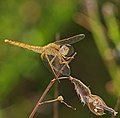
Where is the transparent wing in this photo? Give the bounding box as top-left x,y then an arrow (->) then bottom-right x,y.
55,34 -> 85,45
64,45 -> 74,57
41,54 -> 71,76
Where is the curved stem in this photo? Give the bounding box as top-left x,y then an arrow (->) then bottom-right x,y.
29,79 -> 55,118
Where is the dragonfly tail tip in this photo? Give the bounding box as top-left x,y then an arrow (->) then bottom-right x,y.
4,39 -> 9,43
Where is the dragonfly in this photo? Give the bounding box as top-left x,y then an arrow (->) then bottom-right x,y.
4,34 -> 85,77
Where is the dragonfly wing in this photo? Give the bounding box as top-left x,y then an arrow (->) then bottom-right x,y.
55,34 -> 85,45
41,54 -> 71,76
52,56 -> 71,76
41,54 -> 54,74
60,64 -> 71,76
65,45 -> 74,57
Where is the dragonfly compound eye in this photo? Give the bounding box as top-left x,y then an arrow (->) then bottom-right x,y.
60,45 -> 69,56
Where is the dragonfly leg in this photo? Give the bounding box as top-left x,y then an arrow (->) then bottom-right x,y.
59,52 -> 76,64
58,55 -> 67,64
62,52 -> 77,65
48,55 -> 61,74
45,54 -> 58,78
64,52 -> 76,63
50,55 -> 57,64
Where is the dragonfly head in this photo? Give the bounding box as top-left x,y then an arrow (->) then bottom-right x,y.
60,45 -> 74,57
60,45 -> 69,56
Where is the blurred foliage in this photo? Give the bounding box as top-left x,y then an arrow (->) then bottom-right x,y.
0,0 -> 120,118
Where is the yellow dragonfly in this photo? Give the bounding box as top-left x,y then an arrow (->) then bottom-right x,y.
4,34 -> 85,77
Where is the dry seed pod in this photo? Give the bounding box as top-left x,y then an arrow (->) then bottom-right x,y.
87,95 -> 118,116
69,76 -> 91,104
69,76 -> 118,116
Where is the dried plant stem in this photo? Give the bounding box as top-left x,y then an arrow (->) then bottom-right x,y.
29,78 -> 56,118
39,97 -> 58,105
61,101 -> 76,110
39,95 -> 76,110
29,77 -> 70,118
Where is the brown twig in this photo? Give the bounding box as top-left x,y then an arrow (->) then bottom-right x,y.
39,95 -> 76,110
29,79 -> 55,118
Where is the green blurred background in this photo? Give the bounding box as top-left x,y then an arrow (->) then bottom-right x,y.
0,0 -> 120,118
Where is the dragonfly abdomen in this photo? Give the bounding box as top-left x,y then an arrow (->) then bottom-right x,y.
4,40 -> 43,54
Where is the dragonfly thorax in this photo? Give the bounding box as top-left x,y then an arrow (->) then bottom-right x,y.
43,43 -> 60,56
